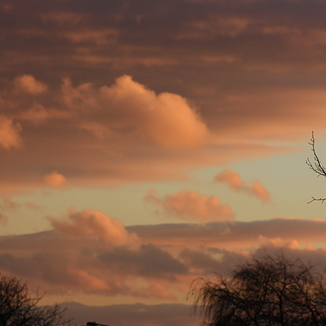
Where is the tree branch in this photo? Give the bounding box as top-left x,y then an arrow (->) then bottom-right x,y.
306,132 -> 326,203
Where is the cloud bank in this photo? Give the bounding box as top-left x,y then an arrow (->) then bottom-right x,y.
0,213 -> 325,304
0,74 -> 282,193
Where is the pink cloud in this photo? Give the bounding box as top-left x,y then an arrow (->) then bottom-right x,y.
0,74 -> 288,193
62,75 -> 210,149
48,209 -> 139,247
215,169 -> 270,202
1,215 -> 326,304
0,115 -> 22,150
145,189 -> 234,222
258,235 -> 301,250
13,75 -> 48,95
0,213 -> 187,299
43,171 -> 66,188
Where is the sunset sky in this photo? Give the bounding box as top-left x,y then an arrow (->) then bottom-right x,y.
2,1 -> 326,325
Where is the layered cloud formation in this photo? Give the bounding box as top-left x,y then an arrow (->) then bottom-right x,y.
2,1 -> 326,325
0,74 -> 282,193
0,211 -> 326,304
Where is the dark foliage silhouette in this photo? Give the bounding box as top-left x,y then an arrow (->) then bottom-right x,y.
190,254 -> 326,326
0,274 -> 74,326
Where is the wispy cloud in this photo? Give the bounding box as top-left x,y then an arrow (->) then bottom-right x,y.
214,169 -> 270,202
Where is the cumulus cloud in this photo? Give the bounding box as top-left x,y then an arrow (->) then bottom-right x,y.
144,189 -> 234,222
43,171 -> 66,188
62,75 -> 210,148
0,211 -> 187,300
13,75 -> 48,95
0,115 -> 22,150
0,73 -> 287,193
48,209 -> 139,247
214,169 -> 270,202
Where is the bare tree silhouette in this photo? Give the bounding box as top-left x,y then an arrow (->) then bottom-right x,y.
190,254 -> 326,326
0,274 -> 74,326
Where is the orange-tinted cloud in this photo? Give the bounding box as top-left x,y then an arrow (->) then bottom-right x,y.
4,2 -> 326,323
62,75 -> 209,149
43,171 -> 66,188
0,73 -> 288,194
13,75 -> 48,95
0,115 -> 22,150
215,169 -> 270,202
0,215 -> 326,303
130,217 -> 326,249
48,209 -> 139,247
258,235 -> 301,250
145,189 -> 234,222
0,209 -> 188,300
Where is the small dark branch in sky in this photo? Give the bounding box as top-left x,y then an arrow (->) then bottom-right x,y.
306,131 -> 326,177
307,197 -> 326,204
306,132 -> 326,204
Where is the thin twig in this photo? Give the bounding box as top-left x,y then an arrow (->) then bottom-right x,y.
307,197 -> 326,204
306,131 -> 326,177
306,132 -> 326,204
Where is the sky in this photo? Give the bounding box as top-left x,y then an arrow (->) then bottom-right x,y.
2,0 -> 326,325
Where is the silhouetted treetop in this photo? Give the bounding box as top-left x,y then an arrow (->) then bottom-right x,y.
0,273 -> 74,326
190,254 -> 326,326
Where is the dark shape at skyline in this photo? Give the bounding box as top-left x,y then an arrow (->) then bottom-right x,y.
191,254 -> 326,325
